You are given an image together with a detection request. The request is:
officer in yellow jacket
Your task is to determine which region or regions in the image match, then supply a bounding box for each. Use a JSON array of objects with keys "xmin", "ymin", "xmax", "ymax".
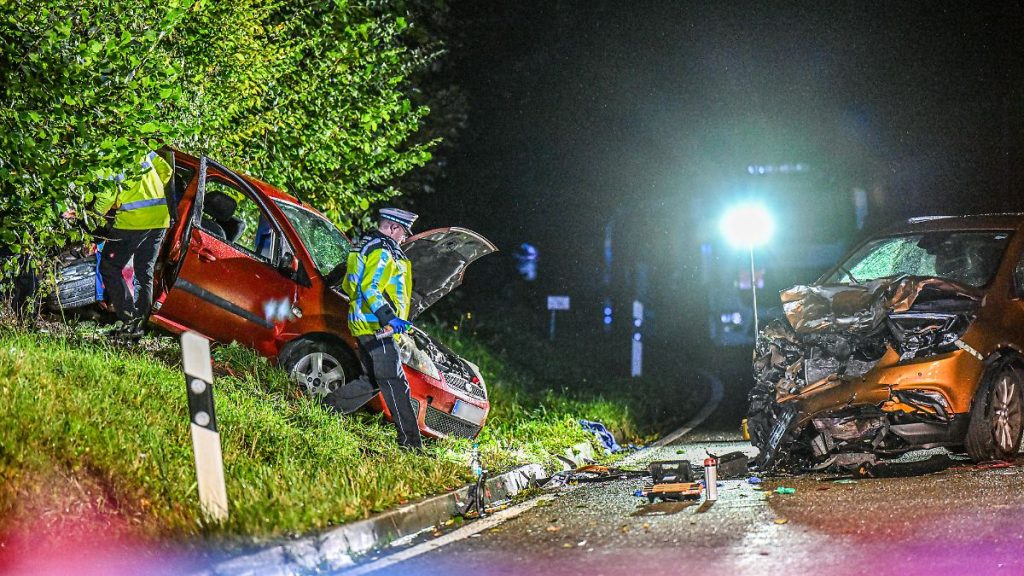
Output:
[
  {"xmin": 93, "ymin": 151, "xmax": 172, "ymax": 335},
  {"xmin": 342, "ymin": 207, "xmax": 423, "ymax": 450}
]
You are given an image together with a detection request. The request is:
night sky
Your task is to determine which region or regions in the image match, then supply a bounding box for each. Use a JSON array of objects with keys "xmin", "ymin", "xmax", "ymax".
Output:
[{"xmin": 414, "ymin": 1, "xmax": 1024, "ymax": 318}]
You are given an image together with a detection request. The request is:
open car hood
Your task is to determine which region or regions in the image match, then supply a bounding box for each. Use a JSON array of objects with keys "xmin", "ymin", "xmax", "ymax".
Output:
[
  {"xmin": 781, "ymin": 275, "xmax": 984, "ymax": 335},
  {"xmin": 403, "ymin": 227, "xmax": 497, "ymax": 320}
]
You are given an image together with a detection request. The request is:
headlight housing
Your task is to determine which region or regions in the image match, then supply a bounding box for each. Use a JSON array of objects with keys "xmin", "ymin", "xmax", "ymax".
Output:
[
  {"xmin": 395, "ymin": 334, "xmax": 441, "ymax": 380},
  {"xmin": 888, "ymin": 312, "xmax": 974, "ymax": 361}
]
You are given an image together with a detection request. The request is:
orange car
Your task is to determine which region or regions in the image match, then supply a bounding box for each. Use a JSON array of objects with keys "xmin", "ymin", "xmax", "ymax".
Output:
[{"xmin": 749, "ymin": 214, "xmax": 1024, "ymax": 471}]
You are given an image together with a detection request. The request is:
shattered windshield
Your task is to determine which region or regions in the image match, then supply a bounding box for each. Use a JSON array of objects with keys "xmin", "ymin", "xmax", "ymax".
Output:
[
  {"xmin": 826, "ymin": 231, "xmax": 1011, "ymax": 287},
  {"xmin": 274, "ymin": 201, "xmax": 351, "ymax": 275}
]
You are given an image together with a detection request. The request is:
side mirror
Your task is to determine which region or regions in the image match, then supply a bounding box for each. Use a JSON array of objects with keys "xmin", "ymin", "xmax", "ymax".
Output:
[{"xmin": 279, "ymin": 253, "xmax": 299, "ymax": 275}]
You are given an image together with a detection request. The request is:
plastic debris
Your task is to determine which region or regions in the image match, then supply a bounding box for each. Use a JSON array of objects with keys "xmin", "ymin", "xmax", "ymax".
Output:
[
  {"xmin": 774, "ymin": 487, "xmax": 796, "ymax": 494},
  {"xmin": 716, "ymin": 451, "xmax": 749, "ymax": 479},
  {"xmin": 833, "ymin": 479, "xmax": 858, "ymax": 484},
  {"xmin": 747, "ymin": 476, "xmax": 763, "ymax": 484},
  {"xmin": 579, "ymin": 419, "xmax": 622, "ymax": 453},
  {"xmin": 774, "ymin": 518, "xmax": 789, "ymax": 525}
]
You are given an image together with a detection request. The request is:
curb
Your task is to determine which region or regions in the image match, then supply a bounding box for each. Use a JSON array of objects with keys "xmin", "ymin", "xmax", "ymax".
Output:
[{"xmin": 203, "ymin": 463, "xmax": 546, "ymax": 575}]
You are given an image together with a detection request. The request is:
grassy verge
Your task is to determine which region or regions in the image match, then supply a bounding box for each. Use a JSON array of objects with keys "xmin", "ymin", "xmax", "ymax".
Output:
[{"xmin": 0, "ymin": 307, "xmax": 699, "ymax": 542}]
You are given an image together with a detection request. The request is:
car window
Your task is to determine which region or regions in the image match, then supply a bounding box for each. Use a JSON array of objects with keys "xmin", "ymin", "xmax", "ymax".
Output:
[
  {"xmin": 827, "ymin": 231, "xmax": 1011, "ymax": 288},
  {"xmin": 274, "ymin": 201, "xmax": 351, "ymax": 276},
  {"xmin": 199, "ymin": 176, "xmax": 279, "ymax": 261}
]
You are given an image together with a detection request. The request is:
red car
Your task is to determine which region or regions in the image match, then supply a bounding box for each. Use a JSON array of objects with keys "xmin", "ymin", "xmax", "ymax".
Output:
[{"xmin": 54, "ymin": 151, "xmax": 496, "ymax": 439}]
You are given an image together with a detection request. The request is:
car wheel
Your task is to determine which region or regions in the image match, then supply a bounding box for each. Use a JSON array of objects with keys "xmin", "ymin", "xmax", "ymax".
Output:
[
  {"xmin": 281, "ymin": 339, "xmax": 360, "ymax": 399},
  {"xmin": 965, "ymin": 360, "xmax": 1024, "ymax": 462}
]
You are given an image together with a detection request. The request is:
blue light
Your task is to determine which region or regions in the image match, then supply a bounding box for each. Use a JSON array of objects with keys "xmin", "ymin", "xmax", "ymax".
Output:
[
  {"xmin": 603, "ymin": 317, "xmax": 612, "ymax": 325},
  {"xmin": 603, "ymin": 307, "xmax": 612, "ymax": 315},
  {"xmin": 633, "ymin": 333, "xmax": 641, "ymax": 342}
]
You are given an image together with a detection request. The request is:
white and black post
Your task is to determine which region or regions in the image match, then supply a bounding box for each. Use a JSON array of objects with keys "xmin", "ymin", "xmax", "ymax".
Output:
[{"xmin": 181, "ymin": 331, "xmax": 229, "ymax": 521}]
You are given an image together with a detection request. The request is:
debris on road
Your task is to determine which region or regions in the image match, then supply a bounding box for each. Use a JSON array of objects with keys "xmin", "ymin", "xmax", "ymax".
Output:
[
  {"xmin": 637, "ymin": 460, "xmax": 703, "ymax": 502},
  {"xmin": 704, "ymin": 456, "xmax": 718, "ymax": 501},
  {"xmin": 579, "ymin": 419, "xmax": 622, "ymax": 453},
  {"xmin": 715, "ymin": 451, "xmax": 749, "ymax": 479},
  {"xmin": 773, "ymin": 487, "xmax": 796, "ymax": 495}
]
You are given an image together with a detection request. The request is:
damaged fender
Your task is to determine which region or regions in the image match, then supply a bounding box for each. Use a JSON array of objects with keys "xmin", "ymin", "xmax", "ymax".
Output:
[{"xmin": 748, "ymin": 275, "xmax": 985, "ymax": 472}]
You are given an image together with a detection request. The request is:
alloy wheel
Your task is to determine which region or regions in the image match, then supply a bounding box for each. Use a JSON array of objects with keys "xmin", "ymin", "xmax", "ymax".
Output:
[
  {"xmin": 291, "ymin": 351, "xmax": 347, "ymax": 398},
  {"xmin": 991, "ymin": 370, "xmax": 1022, "ymax": 453}
]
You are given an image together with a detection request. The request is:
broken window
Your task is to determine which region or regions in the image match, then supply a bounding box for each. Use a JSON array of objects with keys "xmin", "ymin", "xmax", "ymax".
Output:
[
  {"xmin": 827, "ymin": 231, "xmax": 1011, "ymax": 288},
  {"xmin": 274, "ymin": 201, "xmax": 351, "ymax": 276}
]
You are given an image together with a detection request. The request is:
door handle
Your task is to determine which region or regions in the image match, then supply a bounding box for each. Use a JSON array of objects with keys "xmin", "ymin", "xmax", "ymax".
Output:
[{"xmin": 197, "ymin": 248, "xmax": 217, "ymax": 263}]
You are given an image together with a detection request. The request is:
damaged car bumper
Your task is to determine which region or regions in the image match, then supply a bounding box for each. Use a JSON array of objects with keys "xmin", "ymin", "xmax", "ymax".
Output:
[{"xmin": 749, "ymin": 274, "xmax": 990, "ymax": 471}]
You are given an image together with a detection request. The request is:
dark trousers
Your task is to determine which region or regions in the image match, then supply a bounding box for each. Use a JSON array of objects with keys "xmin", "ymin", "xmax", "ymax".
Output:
[
  {"xmin": 99, "ymin": 228, "xmax": 166, "ymax": 325},
  {"xmin": 358, "ymin": 335, "xmax": 424, "ymax": 449}
]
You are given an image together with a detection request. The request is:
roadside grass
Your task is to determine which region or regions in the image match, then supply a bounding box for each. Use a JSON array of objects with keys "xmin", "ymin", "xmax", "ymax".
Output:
[
  {"xmin": 0, "ymin": 302, "xmax": 699, "ymax": 541},
  {"xmin": 0, "ymin": 329, "xmax": 469, "ymax": 541}
]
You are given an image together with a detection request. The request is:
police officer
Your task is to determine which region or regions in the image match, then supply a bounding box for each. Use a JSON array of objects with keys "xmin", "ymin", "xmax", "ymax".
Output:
[
  {"xmin": 342, "ymin": 208, "xmax": 423, "ymax": 450},
  {"xmin": 93, "ymin": 151, "xmax": 172, "ymax": 336}
]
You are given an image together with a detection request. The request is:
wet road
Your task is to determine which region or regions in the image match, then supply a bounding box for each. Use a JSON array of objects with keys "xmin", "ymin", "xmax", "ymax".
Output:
[
  {"xmin": 351, "ymin": 440, "xmax": 1024, "ymax": 576},
  {"xmin": 344, "ymin": 351, "xmax": 1024, "ymax": 576}
]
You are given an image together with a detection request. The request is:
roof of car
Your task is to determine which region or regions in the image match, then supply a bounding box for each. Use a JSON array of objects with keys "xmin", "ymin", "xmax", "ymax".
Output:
[{"xmin": 889, "ymin": 214, "xmax": 1024, "ymax": 234}]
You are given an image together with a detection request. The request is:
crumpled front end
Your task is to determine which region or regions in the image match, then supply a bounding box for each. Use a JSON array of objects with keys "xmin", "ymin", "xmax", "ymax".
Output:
[{"xmin": 748, "ymin": 275, "xmax": 984, "ymax": 472}]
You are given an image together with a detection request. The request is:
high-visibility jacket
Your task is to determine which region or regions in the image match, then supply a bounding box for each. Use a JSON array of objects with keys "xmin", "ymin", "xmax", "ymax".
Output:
[
  {"xmin": 94, "ymin": 151, "xmax": 172, "ymax": 230},
  {"xmin": 342, "ymin": 230, "xmax": 412, "ymax": 337}
]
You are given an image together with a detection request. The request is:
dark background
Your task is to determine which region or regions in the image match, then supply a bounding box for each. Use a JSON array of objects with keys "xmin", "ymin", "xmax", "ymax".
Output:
[{"xmin": 412, "ymin": 1, "xmax": 1024, "ymax": 361}]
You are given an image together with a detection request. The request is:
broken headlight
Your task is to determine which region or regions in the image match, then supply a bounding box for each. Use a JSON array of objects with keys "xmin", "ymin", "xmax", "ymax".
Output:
[
  {"xmin": 395, "ymin": 334, "xmax": 441, "ymax": 380},
  {"xmin": 888, "ymin": 312, "xmax": 974, "ymax": 361}
]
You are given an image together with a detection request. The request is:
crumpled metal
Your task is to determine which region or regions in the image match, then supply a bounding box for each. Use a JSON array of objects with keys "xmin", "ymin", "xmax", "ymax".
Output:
[{"xmin": 781, "ymin": 275, "xmax": 982, "ymax": 335}]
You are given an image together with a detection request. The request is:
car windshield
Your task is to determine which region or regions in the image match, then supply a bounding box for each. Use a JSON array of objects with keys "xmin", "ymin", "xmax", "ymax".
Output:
[
  {"xmin": 274, "ymin": 200, "xmax": 351, "ymax": 275},
  {"xmin": 826, "ymin": 230, "xmax": 1011, "ymax": 288}
]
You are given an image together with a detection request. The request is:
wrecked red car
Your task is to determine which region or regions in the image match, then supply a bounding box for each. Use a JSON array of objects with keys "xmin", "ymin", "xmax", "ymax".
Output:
[
  {"xmin": 52, "ymin": 151, "xmax": 496, "ymax": 440},
  {"xmin": 749, "ymin": 215, "xmax": 1024, "ymax": 472}
]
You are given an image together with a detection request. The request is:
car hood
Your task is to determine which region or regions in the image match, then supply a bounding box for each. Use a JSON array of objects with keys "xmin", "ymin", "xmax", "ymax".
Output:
[
  {"xmin": 781, "ymin": 275, "xmax": 984, "ymax": 335},
  {"xmin": 403, "ymin": 227, "xmax": 497, "ymax": 320}
]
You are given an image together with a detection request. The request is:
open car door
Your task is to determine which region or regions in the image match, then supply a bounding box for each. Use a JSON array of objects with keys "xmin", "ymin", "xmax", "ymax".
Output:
[{"xmin": 150, "ymin": 157, "xmax": 307, "ymax": 353}]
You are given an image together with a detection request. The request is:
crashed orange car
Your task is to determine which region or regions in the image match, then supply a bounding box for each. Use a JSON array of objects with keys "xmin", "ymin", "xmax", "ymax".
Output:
[{"xmin": 749, "ymin": 214, "xmax": 1024, "ymax": 472}]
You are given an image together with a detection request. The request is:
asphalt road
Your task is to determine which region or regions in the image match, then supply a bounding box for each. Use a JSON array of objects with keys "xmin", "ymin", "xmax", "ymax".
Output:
[{"xmin": 344, "ymin": 348, "xmax": 1024, "ymax": 576}]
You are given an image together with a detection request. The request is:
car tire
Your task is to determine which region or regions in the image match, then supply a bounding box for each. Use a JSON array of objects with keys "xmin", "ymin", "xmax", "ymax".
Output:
[
  {"xmin": 280, "ymin": 338, "xmax": 361, "ymax": 399},
  {"xmin": 965, "ymin": 359, "xmax": 1024, "ymax": 462}
]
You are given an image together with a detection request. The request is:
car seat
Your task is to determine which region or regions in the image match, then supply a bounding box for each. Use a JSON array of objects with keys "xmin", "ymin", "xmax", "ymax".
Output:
[{"xmin": 202, "ymin": 190, "xmax": 246, "ymax": 243}]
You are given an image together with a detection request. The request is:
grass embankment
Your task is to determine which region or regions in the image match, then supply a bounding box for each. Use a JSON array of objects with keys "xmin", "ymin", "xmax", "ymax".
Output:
[{"xmin": 0, "ymin": 311, "xmax": 698, "ymax": 542}]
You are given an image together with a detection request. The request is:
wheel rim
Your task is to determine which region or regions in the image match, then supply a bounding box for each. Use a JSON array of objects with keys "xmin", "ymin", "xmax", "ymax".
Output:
[
  {"xmin": 991, "ymin": 370, "xmax": 1022, "ymax": 453},
  {"xmin": 291, "ymin": 351, "xmax": 347, "ymax": 398}
]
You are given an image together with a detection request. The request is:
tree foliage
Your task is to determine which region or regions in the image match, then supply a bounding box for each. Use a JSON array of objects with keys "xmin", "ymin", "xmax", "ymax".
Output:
[{"xmin": 0, "ymin": 0, "xmax": 438, "ymax": 269}]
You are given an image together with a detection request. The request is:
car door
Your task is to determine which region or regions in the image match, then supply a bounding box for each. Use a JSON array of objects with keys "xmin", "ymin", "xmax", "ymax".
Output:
[{"xmin": 151, "ymin": 157, "xmax": 304, "ymax": 353}]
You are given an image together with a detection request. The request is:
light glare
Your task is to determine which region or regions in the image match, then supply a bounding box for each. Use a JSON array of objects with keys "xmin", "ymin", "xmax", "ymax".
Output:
[{"xmin": 720, "ymin": 203, "xmax": 774, "ymax": 248}]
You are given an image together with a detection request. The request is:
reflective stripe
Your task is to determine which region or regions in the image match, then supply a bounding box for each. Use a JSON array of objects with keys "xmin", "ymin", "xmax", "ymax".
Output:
[{"xmin": 120, "ymin": 197, "xmax": 167, "ymax": 211}]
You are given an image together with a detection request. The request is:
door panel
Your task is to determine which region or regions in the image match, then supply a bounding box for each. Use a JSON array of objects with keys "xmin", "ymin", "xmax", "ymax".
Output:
[{"xmin": 152, "ymin": 157, "xmax": 302, "ymax": 353}]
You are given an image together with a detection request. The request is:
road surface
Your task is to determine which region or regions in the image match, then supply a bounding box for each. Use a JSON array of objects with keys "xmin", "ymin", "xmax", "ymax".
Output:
[{"xmin": 344, "ymin": 350, "xmax": 1024, "ymax": 576}]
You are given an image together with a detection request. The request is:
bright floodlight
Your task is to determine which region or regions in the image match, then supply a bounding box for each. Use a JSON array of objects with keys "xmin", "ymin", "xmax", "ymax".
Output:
[{"xmin": 720, "ymin": 203, "xmax": 774, "ymax": 248}]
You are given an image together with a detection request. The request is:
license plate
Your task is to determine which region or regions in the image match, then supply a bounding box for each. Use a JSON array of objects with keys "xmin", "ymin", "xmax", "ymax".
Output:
[{"xmin": 452, "ymin": 400, "xmax": 486, "ymax": 425}]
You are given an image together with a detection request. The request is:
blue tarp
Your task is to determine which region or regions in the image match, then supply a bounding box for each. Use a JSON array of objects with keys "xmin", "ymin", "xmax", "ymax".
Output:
[{"xmin": 579, "ymin": 419, "xmax": 622, "ymax": 454}]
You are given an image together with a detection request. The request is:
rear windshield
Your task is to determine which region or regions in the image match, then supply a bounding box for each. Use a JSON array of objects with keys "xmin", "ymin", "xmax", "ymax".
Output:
[
  {"xmin": 274, "ymin": 201, "xmax": 351, "ymax": 275},
  {"xmin": 825, "ymin": 230, "xmax": 1011, "ymax": 288}
]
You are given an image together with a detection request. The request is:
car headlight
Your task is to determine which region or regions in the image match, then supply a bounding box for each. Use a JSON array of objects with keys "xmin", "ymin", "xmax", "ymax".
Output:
[
  {"xmin": 888, "ymin": 312, "xmax": 974, "ymax": 361},
  {"xmin": 395, "ymin": 334, "xmax": 441, "ymax": 380}
]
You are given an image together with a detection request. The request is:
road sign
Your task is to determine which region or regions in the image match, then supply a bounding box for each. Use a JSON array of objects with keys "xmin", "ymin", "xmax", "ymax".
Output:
[
  {"xmin": 547, "ymin": 295, "xmax": 570, "ymax": 310},
  {"xmin": 181, "ymin": 331, "xmax": 228, "ymax": 521}
]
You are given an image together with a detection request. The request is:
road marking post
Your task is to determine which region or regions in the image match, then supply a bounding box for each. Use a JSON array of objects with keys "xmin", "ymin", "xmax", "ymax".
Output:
[{"xmin": 181, "ymin": 331, "xmax": 229, "ymax": 521}]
